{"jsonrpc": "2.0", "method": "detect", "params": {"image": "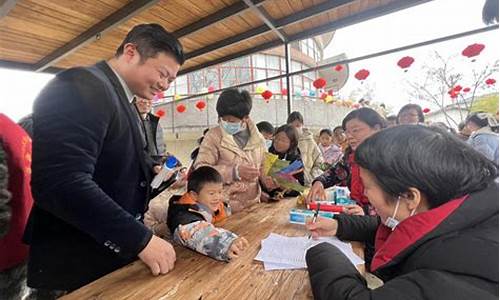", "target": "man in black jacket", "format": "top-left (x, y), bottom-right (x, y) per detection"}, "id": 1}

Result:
top-left (25, 23), bottom-right (184, 295)
top-left (134, 97), bottom-right (166, 164)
